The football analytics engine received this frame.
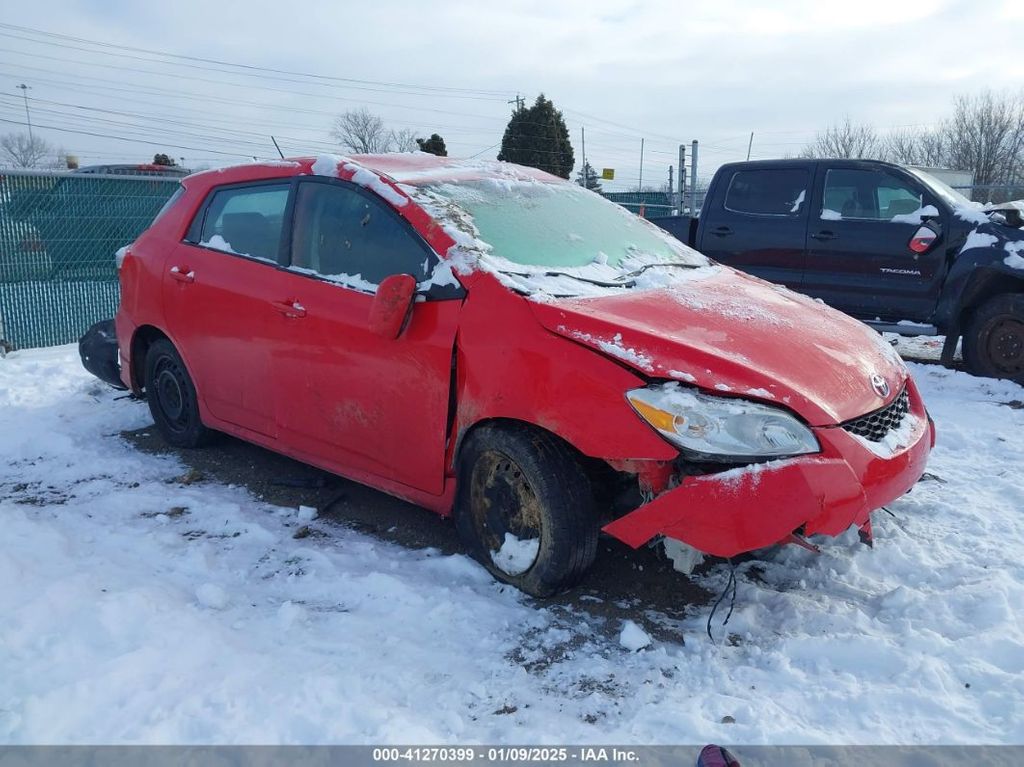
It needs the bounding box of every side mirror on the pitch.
[369,273,416,339]
[909,222,941,254]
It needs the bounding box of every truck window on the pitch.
[822,169,925,221]
[724,169,809,216]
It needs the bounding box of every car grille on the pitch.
[842,386,910,442]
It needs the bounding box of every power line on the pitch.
[0,22,514,98]
[0,47,514,124]
[0,116,259,157]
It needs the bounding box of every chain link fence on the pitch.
[602,188,710,218]
[0,169,179,350]
[953,184,1024,204]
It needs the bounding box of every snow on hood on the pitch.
[530,269,908,426]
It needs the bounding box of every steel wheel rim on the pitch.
[469,449,541,575]
[153,356,191,433]
[986,316,1024,375]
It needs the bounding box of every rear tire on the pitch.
[963,294,1024,383]
[454,423,598,598]
[144,339,213,448]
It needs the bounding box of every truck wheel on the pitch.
[144,339,213,448]
[454,424,598,598]
[963,294,1024,383]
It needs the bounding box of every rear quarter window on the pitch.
[151,185,185,226]
[724,169,809,216]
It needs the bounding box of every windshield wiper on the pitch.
[501,261,698,288]
[618,261,698,280]
[501,269,626,287]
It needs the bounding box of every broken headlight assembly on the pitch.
[626,383,819,461]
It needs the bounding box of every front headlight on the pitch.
[626,383,819,461]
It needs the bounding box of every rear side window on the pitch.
[724,169,809,216]
[289,180,434,288]
[197,183,290,262]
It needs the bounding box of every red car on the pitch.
[104,154,934,597]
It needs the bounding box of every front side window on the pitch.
[724,169,809,216]
[289,180,434,288]
[822,169,926,221]
[198,183,290,262]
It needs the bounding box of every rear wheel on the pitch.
[454,424,598,598]
[144,338,213,448]
[963,294,1024,383]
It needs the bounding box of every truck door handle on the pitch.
[711,226,733,237]
[169,266,195,283]
[271,300,307,318]
[810,231,838,241]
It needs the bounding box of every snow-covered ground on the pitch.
[1,346,1022,744]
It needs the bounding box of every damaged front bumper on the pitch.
[602,402,934,558]
[79,319,127,390]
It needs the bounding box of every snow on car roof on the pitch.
[324,153,563,186]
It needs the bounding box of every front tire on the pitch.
[454,423,598,598]
[144,338,213,448]
[963,294,1024,383]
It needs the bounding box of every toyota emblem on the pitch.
[870,373,890,398]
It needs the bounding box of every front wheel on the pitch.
[454,424,598,598]
[963,294,1024,383]
[144,338,213,448]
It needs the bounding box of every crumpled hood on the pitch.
[981,199,1024,228]
[529,267,907,426]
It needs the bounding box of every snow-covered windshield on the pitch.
[906,167,975,209]
[422,177,707,274]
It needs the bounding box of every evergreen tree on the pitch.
[575,161,602,192]
[152,153,177,166]
[497,94,574,179]
[416,134,448,156]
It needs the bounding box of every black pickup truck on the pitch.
[653,159,1024,382]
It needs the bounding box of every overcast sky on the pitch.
[1,0,1022,189]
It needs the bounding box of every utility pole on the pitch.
[747,131,754,161]
[16,83,32,141]
[507,93,524,111]
[678,144,686,215]
[580,125,586,187]
[638,138,645,191]
[668,165,673,209]
[689,139,699,215]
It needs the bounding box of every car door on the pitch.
[269,177,463,496]
[161,181,292,438]
[803,165,946,322]
[697,165,812,290]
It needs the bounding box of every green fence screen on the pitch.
[0,170,180,350]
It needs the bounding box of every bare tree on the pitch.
[938,90,1024,187]
[388,128,419,153]
[330,108,418,154]
[330,108,391,154]
[882,128,945,166]
[800,116,882,159]
[0,132,62,168]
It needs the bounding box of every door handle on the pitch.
[169,266,194,283]
[271,300,307,318]
[810,231,838,242]
[711,226,733,237]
